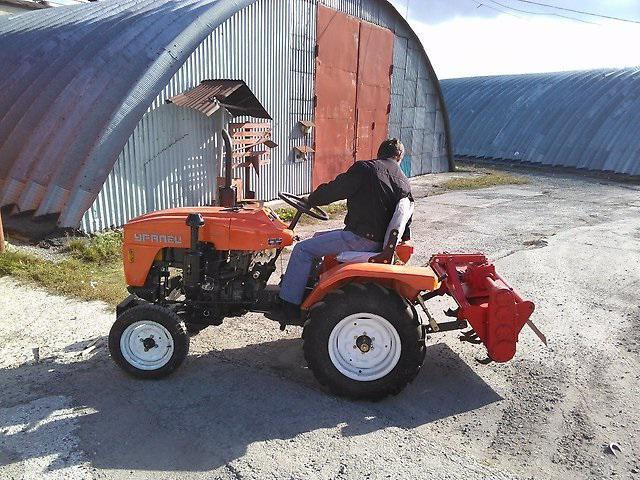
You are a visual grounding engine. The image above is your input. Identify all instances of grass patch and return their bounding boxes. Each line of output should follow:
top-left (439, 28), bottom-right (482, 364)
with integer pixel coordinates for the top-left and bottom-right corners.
top-left (0, 244), bottom-right (127, 308)
top-left (275, 202), bottom-right (347, 224)
top-left (273, 207), bottom-right (298, 223)
top-left (63, 230), bottom-right (123, 264)
top-left (441, 170), bottom-right (529, 191)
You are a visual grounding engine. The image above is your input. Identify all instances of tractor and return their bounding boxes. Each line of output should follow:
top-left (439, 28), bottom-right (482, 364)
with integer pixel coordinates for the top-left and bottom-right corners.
top-left (108, 132), bottom-right (544, 400)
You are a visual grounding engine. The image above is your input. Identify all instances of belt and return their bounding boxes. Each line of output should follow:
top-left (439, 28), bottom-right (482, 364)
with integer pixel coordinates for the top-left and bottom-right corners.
top-left (345, 225), bottom-right (384, 243)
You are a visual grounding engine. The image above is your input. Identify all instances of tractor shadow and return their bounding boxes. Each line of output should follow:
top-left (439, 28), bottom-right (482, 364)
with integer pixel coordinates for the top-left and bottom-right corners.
top-left (0, 337), bottom-right (502, 474)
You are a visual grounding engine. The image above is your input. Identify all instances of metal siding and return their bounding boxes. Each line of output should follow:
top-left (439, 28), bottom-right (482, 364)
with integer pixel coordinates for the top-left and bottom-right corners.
top-left (433, 110), bottom-right (449, 172)
top-left (83, 106), bottom-right (227, 232)
top-left (393, 35), bottom-right (408, 70)
top-left (442, 68), bottom-right (640, 176)
top-left (288, 0), bottom-right (316, 196)
top-left (84, 0), bottom-right (316, 231)
top-left (0, 0), bottom-right (260, 231)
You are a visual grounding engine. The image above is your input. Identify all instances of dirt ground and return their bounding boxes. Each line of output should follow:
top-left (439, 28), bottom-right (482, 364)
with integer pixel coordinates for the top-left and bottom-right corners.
top-left (1, 169), bottom-right (639, 480)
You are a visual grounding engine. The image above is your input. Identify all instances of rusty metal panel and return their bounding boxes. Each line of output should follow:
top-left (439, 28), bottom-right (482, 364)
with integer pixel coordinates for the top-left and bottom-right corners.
top-left (355, 21), bottom-right (393, 161)
top-left (314, 4), bottom-right (395, 183)
top-left (317, 0), bottom-right (453, 176)
top-left (316, 0), bottom-right (453, 175)
top-left (313, 4), bottom-right (360, 188)
top-left (167, 80), bottom-right (271, 119)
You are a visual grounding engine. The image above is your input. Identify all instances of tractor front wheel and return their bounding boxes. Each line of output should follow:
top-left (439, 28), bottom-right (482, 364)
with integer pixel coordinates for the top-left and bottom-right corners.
top-left (303, 283), bottom-right (424, 400)
top-left (109, 303), bottom-right (189, 379)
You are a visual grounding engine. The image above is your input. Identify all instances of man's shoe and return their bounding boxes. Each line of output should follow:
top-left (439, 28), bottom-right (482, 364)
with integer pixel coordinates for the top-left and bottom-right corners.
top-left (265, 299), bottom-right (302, 329)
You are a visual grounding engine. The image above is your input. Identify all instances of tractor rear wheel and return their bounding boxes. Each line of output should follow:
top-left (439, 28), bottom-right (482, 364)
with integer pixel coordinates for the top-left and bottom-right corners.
top-left (109, 303), bottom-right (189, 379)
top-left (303, 283), bottom-right (424, 400)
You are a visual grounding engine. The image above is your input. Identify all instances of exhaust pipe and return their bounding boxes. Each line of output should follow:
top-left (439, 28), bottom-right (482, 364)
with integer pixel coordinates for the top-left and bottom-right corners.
top-left (218, 129), bottom-right (236, 208)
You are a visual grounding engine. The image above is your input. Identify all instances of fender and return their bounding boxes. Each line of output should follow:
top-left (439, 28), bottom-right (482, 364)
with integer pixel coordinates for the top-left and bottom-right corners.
top-left (301, 263), bottom-right (438, 310)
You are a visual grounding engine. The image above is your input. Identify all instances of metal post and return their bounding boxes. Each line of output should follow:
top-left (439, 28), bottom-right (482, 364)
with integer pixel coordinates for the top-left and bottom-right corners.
top-left (244, 164), bottom-right (251, 199)
top-left (218, 128), bottom-right (237, 208)
top-left (214, 108), bottom-right (226, 203)
top-left (0, 209), bottom-right (5, 253)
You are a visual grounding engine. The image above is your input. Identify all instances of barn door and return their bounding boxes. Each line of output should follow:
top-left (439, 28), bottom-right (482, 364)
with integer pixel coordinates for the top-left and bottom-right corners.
top-left (355, 22), bottom-right (394, 161)
top-left (313, 5), bottom-right (360, 188)
top-left (313, 6), bottom-right (394, 188)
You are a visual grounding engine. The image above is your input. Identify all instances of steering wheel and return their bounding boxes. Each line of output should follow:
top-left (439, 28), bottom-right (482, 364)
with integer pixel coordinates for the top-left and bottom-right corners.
top-left (278, 192), bottom-right (329, 221)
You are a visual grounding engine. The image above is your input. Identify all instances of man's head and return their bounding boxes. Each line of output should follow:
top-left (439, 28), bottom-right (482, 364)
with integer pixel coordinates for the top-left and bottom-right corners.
top-left (378, 138), bottom-right (405, 163)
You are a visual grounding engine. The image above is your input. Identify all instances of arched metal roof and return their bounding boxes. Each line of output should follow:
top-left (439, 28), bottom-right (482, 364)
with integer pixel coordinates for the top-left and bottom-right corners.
top-left (441, 68), bottom-right (640, 176)
top-left (0, 0), bottom-right (256, 228)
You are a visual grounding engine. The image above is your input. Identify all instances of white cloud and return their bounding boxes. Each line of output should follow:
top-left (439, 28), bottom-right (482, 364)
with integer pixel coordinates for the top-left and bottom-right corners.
top-left (411, 15), bottom-right (640, 79)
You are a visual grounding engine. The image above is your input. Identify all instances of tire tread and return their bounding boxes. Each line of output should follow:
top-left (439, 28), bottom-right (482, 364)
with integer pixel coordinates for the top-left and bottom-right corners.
top-left (303, 283), bottom-right (424, 400)
top-left (108, 303), bottom-right (189, 379)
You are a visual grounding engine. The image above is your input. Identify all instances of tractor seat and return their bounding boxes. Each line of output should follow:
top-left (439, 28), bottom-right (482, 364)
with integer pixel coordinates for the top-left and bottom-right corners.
top-left (336, 241), bottom-right (414, 265)
top-left (336, 197), bottom-right (415, 265)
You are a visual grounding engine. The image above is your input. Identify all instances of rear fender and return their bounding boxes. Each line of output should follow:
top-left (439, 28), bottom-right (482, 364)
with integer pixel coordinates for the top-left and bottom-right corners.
top-left (301, 263), bottom-right (438, 310)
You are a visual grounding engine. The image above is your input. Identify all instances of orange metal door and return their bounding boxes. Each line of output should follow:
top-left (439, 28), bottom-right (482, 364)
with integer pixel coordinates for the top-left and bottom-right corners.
top-left (314, 6), bottom-right (394, 187)
top-left (355, 22), bottom-right (394, 161)
top-left (313, 5), bottom-right (360, 188)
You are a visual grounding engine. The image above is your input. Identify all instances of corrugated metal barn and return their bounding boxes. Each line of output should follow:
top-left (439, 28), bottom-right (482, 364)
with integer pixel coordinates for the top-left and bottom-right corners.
top-left (0, 0), bottom-right (452, 235)
top-left (441, 68), bottom-right (640, 177)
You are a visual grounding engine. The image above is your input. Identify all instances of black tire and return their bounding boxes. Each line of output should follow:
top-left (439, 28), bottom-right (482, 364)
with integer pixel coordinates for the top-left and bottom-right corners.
top-left (303, 283), bottom-right (424, 400)
top-left (109, 303), bottom-right (189, 379)
top-left (410, 303), bottom-right (428, 366)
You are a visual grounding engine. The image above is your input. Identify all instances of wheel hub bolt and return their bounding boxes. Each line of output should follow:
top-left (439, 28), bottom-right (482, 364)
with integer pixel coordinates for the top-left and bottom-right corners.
top-left (142, 337), bottom-right (158, 351)
top-left (356, 335), bottom-right (373, 354)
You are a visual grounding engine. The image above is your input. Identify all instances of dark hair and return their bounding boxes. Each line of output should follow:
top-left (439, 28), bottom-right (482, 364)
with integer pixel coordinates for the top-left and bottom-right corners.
top-left (378, 138), bottom-right (405, 159)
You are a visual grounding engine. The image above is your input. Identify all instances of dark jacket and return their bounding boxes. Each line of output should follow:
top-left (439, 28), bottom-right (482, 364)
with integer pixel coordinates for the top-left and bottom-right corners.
top-left (308, 158), bottom-right (413, 243)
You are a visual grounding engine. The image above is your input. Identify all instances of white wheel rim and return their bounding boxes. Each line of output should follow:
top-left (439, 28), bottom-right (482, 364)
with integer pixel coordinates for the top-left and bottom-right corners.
top-left (328, 313), bottom-right (401, 382)
top-left (120, 321), bottom-right (175, 371)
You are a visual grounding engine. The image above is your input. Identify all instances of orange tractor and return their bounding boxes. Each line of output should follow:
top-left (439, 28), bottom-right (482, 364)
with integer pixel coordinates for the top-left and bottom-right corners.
top-left (109, 135), bottom-right (544, 400)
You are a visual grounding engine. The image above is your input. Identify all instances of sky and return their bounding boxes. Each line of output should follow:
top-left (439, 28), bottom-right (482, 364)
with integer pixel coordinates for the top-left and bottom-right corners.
top-left (388, 0), bottom-right (640, 79)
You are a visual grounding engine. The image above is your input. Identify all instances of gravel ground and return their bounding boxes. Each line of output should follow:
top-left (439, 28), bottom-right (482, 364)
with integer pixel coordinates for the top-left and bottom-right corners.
top-left (1, 170), bottom-right (639, 479)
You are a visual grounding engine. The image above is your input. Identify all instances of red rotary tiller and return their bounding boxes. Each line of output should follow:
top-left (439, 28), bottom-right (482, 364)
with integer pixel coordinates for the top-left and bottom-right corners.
top-left (423, 254), bottom-right (546, 363)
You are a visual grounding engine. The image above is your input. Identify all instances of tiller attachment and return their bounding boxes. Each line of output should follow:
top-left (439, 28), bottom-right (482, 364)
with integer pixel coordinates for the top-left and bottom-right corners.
top-left (428, 254), bottom-right (545, 363)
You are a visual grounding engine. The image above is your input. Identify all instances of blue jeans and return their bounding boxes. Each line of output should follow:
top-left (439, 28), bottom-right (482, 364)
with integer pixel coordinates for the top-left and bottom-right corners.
top-left (279, 229), bottom-right (382, 305)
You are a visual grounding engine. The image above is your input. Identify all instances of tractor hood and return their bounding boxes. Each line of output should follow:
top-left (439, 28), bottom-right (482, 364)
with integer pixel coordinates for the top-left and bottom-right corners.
top-left (124, 206), bottom-right (294, 252)
top-left (122, 206), bottom-right (294, 287)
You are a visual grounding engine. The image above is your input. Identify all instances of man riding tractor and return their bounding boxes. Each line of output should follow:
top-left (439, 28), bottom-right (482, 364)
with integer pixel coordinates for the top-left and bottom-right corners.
top-left (110, 132), bottom-right (541, 400)
top-left (272, 138), bottom-right (413, 326)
